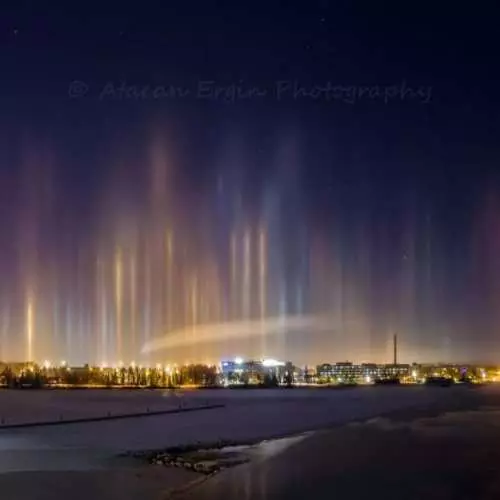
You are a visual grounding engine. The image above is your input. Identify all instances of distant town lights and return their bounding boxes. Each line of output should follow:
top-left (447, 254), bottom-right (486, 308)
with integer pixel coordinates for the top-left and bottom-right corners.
top-left (234, 357), bottom-right (243, 365)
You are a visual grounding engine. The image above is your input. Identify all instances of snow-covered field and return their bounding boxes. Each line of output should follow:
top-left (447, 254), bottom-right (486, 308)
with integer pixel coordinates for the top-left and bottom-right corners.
top-left (183, 400), bottom-right (500, 500)
top-left (0, 389), bottom-right (206, 425)
top-left (0, 386), bottom-right (488, 454)
top-left (0, 385), bottom-right (496, 499)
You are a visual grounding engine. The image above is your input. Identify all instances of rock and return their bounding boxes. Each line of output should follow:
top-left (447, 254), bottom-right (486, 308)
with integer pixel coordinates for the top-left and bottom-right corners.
top-left (160, 454), bottom-right (172, 463)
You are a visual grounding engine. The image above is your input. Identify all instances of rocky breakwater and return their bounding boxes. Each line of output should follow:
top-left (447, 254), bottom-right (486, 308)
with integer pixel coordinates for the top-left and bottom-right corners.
top-left (126, 440), bottom-right (252, 475)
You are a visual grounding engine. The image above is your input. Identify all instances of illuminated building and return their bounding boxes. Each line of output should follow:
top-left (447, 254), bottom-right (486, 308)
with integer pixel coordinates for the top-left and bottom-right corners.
top-left (316, 361), bottom-right (410, 383)
top-left (377, 364), bottom-right (411, 379)
top-left (220, 357), bottom-right (287, 385)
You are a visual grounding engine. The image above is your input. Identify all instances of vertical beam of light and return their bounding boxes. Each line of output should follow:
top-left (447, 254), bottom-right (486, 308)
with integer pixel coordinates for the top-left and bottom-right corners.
top-left (114, 247), bottom-right (123, 363)
top-left (209, 259), bottom-right (222, 324)
top-left (129, 253), bottom-right (137, 360)
top-left (143, 251), bottom-right (152, 364)
top-left (279, 281), bottom-right (287, 321)
top-left (243, 227), bottom-right (251, 318)
top-left (400, 207), bottom-right (417, 362)
top-left (152, 238), bottom-right (163, 362)
top-left (97, 256), bottom-right (108, 365)
top-left (0, 301), bottom-right (10, 361)
top-left (258, 226), bottom-right (267, 355)
top-left (85, 311), bottom-right (91, 365)
top-left (230, 231), bottom-right (237, 320)
top-left (295, 225), bottom-right (308, 318)
top-left (95, 258), bottom-right (101, 363)
top-left (26, 292), bottom-right (34, 362)
top-left (355, 223), bottom-right (371, 361)
top-left (52, 296), bottom-right (59, 362)
top-left (165, 230), bottom-right (173, 331)
top-left (190, 273), bottom-right (198, 360)
top-left (78, 298), bottom-right (84, 365)
top-left (76, 250), bottom-right (86, 364)
top-left (65, 302), bottom-right (72, 363)
top-left (190, 274), bottom-right (199, 324)
top-left (150, 137), bottom-right (168, 356)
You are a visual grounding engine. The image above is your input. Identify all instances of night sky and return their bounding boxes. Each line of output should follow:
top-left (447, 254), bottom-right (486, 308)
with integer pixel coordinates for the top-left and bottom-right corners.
top-left (0, 3), bottom-right (499, 365)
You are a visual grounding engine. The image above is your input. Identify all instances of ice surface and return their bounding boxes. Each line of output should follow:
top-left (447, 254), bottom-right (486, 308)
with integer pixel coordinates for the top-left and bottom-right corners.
top-left (0, 385), bottom-right (496, 498)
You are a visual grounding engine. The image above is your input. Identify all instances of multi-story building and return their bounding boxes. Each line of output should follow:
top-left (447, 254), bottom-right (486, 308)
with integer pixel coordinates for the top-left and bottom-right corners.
top-left (332, 362), bottom-right (362, 381)
top-left (316, 363), bottom-right (334, 381)
top-left (377, 364), bottom-right (411, 379)
top-left (360, 363), bottom-right (379, 382)
top-left (316, 361), bottom-right (411, 383)
top-left (316, 362), bottom-right (365, 383)
top-left (220, 358), bottom-right (287, 385)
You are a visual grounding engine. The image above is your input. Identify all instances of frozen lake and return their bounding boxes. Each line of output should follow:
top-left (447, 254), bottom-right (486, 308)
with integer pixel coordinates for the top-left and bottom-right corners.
top-left (0, 388), bottom-right (206, 425)
top-left (0, 386), bottom-right (488, 453)
top-left (0, 385), bottom-right (495, 499)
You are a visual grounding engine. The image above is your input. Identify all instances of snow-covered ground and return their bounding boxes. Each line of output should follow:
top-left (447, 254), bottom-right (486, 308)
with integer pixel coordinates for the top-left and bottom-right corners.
top-left (0, 385), bottom-right (496, 499)
top-left (0, 389), bottom-right (204, 425)
top-left (0, 386), bottom-right (487, 454)
top-left (182, 392), bottom-right (500, 500)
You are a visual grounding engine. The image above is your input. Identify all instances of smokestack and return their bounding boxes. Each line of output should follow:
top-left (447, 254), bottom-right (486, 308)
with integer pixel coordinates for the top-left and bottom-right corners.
top-left (393, 333), bottom-right (398, 365)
